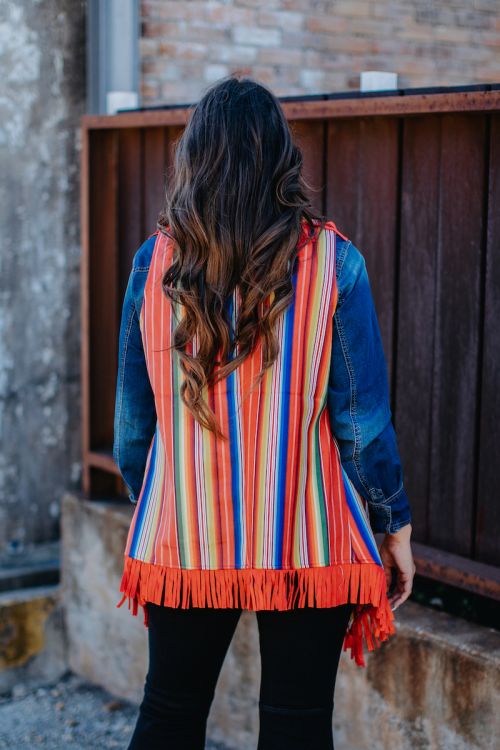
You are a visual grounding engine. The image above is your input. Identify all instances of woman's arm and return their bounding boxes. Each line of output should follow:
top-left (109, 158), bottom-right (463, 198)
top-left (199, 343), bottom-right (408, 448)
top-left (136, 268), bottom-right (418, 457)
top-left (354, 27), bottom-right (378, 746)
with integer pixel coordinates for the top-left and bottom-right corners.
top-left (327, 237), bottom-right (413, 535)
top-left (327, 236), bottom-right (415, 609)
top-left (113, 243), bottom-right (157, 503)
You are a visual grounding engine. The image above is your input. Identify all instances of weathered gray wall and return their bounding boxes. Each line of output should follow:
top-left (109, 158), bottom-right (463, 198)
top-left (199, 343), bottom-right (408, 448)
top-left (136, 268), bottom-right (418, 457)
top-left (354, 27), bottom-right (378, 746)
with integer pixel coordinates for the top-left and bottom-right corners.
top-left (0, 1), bottom-right (86, 553)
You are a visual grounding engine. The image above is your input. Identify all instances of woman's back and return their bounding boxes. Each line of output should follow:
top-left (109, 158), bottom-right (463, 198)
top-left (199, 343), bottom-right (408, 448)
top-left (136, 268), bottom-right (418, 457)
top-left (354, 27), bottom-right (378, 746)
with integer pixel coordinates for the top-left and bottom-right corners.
top-left (115, 217), bottom-right (399, 666)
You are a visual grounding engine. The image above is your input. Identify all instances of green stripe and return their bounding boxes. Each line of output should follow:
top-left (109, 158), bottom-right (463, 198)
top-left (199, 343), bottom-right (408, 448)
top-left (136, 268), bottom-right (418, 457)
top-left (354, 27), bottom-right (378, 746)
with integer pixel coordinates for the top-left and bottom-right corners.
top-left (171, 312), bottom-right (187, 567)
top-left (313, 423), bottom-right (330, 565)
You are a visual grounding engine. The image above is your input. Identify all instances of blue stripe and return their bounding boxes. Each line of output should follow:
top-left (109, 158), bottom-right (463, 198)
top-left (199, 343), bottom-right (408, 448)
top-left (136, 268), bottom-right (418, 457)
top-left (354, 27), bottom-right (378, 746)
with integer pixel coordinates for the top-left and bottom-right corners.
top-left (341, 466), bottom-right (383, 566)
top-left (226, 295), bottom-right (242, 568)
top-left (273, 281), bottom-right (296, 567)
top-left (130, 428), bottom-right (158, 557)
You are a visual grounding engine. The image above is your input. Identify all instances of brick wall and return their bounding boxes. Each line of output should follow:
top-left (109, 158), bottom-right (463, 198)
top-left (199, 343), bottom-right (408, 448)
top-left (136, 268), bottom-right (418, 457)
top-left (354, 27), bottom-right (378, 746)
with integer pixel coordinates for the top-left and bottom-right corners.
top-left (140, 0), bottom-right (500, 105)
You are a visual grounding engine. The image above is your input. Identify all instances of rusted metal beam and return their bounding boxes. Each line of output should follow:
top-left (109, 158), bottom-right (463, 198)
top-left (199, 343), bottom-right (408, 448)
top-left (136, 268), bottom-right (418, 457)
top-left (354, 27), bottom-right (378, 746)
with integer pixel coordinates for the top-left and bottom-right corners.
top-left (282, 91), bottom-right (500, 120)
top-left (411, 542), bottom-right (500, 601)
top-left (87, 450), bottom-right (119, 475)
top-left (81, 90), bottom-right (500, 131)
top-left (80, 125), bottom-right (90, 495)
top-left (82, 107), bottom-right (191, 130)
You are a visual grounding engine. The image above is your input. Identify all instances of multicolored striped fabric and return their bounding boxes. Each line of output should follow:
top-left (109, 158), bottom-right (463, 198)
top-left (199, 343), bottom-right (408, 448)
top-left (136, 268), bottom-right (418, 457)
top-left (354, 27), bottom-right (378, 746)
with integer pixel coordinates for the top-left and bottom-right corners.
top-left (117, 219), bottom-right (395, 666)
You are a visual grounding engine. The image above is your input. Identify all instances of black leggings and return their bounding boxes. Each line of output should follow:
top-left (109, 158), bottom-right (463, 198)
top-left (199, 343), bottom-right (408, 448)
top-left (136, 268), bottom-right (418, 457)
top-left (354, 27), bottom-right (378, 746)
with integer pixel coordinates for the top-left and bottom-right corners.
top-left (127, 601), bottom-right (354, 750)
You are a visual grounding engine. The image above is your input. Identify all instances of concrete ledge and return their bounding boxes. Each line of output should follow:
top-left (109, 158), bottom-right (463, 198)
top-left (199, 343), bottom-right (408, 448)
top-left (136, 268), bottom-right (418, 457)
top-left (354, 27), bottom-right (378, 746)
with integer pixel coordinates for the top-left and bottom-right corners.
top-left (334, 600), bottom-right (500, 750)
top-left (0, 585), bottom-right (67, 694)
top-left (61, 493), bottom-right (500, 750)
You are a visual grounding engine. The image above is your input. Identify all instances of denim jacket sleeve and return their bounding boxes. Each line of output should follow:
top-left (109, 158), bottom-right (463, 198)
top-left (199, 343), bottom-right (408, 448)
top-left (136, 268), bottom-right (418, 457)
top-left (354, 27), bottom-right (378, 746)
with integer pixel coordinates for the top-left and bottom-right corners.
top-left (327, 237), bottom-right (412, 534)
top-left (113, 236), bottom-right (157, 504)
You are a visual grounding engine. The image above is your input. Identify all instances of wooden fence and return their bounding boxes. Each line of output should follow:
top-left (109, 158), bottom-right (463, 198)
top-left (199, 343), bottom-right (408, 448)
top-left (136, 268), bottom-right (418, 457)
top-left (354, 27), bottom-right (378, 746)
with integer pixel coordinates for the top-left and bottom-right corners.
top-left (80, 85), bottom-right (500, 599)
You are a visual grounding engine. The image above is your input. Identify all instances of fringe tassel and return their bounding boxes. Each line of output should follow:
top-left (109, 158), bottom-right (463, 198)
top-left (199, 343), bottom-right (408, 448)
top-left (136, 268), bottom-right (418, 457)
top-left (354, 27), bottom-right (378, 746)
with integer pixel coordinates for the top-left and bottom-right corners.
top-left (116, 556), bottom-right (396, 667)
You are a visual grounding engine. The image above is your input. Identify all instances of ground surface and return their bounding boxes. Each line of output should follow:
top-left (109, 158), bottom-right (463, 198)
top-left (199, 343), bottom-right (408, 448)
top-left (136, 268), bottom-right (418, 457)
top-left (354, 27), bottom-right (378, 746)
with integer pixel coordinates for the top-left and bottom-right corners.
top-left (0, 672), bottom-right (230, 749)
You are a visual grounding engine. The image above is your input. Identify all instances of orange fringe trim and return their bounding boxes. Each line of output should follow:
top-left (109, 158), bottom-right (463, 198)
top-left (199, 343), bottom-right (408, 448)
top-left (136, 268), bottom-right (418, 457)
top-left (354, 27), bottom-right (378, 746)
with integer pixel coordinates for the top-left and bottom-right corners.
top-left (116, 556), bottom-right (395, 667)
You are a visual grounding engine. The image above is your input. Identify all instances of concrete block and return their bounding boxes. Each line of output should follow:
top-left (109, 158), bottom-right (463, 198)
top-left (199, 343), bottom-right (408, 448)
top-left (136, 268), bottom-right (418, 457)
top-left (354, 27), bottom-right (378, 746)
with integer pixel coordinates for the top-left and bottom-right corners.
top-left (0, 585), bottom-right (67, 694)
top-left (61, 493), bottom-right (147, 704)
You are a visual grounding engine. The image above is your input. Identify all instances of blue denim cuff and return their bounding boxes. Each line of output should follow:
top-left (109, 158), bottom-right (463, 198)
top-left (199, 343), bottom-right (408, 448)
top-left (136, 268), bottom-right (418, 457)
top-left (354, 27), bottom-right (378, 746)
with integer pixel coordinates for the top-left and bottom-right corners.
top-left (368, 484), bottom-right (412, 534)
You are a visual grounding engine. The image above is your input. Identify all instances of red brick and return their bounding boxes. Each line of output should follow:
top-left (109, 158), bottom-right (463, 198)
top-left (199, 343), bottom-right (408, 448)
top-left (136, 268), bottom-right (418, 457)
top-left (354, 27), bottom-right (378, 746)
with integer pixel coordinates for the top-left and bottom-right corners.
top-left (257, 10), bottom-right (304, 31)
top-left (232, 26), bottom-right (282, 46)
top-left (141, 21), bottom-right (180, 40)
top-left (306, 16), bottom-right (348, 34)
top-left (158, 41), bottom-right (207, 60)
top-left (203, 64), bottom-right (230, 82)
top-left (207, 6), bottom-right (255, 25)
top-left (210, 44), bottom-right (258, 64)
top-left (141, 81), bottom-right (160, 101)
top-left (142, 1), bottom-right (208, 22)
top-left (258, 47), bottom-right (303, 66)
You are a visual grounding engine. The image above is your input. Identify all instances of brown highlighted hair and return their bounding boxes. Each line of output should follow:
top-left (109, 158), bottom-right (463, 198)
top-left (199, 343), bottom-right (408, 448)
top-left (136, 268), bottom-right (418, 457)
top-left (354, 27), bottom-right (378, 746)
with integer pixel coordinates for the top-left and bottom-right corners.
top-left (158, 75), bottom-right (327, 439)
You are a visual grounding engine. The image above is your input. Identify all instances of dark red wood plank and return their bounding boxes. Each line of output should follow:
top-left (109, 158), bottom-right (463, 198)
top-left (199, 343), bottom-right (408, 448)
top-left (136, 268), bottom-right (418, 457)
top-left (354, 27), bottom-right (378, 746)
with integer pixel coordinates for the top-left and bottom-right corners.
top-left (162, 125), bottom-right (184, 213)
top-left (428, 113), bottom-right (486, 556)
top-left (291, 119), bottom-right (326, 214)
top-left (118, 128), bottom-right (143, 297)
top-left (80, 125), bottom-right (91, 495)
top-left (143, 127), bottom-right (167, 235)
top-left (396, 115), bottom-right (441, 541)
top-left (88, 129), bottom-right (119, 456)
top-left (475, 114), bottom-right (500, 566)
top-left (326, 117), bottom-right (400, 384)
top-left (325, 118), bottom-right (358, 232)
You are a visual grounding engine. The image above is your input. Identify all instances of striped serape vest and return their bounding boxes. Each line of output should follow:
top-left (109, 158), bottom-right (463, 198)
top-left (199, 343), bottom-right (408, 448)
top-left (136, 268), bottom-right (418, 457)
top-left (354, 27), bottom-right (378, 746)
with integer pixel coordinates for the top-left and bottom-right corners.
top-left (117, 219), bottom-right (396, 667)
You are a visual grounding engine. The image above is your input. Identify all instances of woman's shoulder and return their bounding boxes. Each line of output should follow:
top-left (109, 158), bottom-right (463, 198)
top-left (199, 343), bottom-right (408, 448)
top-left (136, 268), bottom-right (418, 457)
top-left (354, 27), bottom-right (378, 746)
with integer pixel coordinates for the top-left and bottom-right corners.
top-left (322, 218), bottom-right (350, 243)
top-left (131, 231), bottom-right (160, 272)
top-left (318, 219), bottom-right (357, 275)
top-left (319, 220), bottom-right (369, 296)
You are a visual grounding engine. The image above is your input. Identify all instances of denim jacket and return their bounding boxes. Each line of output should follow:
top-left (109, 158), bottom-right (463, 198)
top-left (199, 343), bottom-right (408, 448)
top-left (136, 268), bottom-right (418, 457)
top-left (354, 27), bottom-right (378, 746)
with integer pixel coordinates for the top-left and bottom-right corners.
top-left (113, 232), bottom-right (412, 536)
top-left (328, 236), bottom-right (412, 534)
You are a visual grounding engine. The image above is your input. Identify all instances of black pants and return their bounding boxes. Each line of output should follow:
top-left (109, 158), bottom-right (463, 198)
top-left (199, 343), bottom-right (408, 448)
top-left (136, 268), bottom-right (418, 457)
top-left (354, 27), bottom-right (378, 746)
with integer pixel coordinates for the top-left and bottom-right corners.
top-left (127, 601), bottom-right (354, 750)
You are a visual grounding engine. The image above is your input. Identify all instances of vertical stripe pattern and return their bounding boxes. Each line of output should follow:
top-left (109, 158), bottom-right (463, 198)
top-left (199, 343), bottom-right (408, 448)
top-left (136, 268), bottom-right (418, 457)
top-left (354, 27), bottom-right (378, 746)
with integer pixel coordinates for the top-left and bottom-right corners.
top-left (123, 220), bottom-right (384, 574)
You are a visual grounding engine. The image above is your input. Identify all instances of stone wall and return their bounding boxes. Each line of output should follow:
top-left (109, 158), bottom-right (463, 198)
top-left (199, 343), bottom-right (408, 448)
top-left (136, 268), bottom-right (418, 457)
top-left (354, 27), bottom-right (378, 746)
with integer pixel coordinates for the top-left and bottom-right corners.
top-left (0, 1), bottom-right (86, 553)
top-left (140, 0), bottom-right (500, 105)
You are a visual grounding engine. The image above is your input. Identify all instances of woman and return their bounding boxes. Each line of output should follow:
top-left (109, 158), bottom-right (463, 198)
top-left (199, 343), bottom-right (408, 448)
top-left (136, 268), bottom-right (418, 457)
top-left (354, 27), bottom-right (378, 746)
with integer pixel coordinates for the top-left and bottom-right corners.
top-left (114, 76), bottom-right (415, 750)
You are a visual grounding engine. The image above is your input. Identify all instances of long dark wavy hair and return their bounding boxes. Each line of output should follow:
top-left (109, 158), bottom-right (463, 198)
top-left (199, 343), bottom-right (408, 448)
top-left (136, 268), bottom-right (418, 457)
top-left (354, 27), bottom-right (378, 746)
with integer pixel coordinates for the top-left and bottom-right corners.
top-left (157, 75), bottom-right (327, 440)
